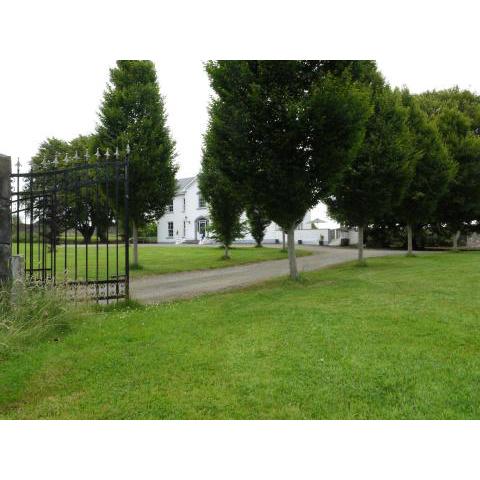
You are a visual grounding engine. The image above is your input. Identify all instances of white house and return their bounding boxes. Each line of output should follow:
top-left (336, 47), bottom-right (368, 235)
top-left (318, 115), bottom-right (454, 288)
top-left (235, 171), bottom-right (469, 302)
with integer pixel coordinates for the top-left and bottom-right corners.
top-left (156, 176), bottom-right (358, 246)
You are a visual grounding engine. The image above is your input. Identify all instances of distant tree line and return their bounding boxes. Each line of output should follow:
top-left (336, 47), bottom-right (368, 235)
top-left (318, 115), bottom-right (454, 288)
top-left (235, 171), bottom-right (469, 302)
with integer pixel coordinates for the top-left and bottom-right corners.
top-left (199, 61), bottom-right (480, 279)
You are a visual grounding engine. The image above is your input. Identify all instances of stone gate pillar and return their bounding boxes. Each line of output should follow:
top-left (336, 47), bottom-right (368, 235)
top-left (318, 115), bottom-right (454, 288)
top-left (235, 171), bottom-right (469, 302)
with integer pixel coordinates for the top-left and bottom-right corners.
top-left (0, 154), bottom-right (12, 283)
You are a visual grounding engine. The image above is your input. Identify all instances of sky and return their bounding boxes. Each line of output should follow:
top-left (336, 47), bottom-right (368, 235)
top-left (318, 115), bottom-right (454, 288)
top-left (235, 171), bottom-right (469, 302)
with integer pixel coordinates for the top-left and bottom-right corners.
top-left (3, 58), bottom-right (480, 177)
top-left (0, 57), bottom-right (480, 225)
top-left (2, 57), bottom-right (479, 224)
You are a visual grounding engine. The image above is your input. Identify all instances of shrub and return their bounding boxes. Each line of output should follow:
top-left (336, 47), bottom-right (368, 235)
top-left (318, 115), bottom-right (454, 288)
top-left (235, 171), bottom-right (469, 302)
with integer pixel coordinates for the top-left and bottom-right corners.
top-left (0, 283), bottom-right (83, 359)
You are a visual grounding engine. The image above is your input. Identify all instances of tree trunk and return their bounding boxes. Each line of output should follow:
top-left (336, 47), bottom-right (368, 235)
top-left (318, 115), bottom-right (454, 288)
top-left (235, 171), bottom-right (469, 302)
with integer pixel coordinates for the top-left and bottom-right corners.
top-left (407, 223), bottom-right (413, 256)
top-left (224, 244), bottom-right (230, 259)
top-left (452, 230), bottom-right (460, 251)
top-left (287, 224), bottom-right (298, 280)
top-left (282, 231), bottom-right (286, 251)
top-left (78, 224), bottom-right (95, 244)
top-left (96, 225), bottom-right (108, 243)
top-left (132, 221), bottom-right (139, 268)
top-left (358, 225), bottom-right (364, 263)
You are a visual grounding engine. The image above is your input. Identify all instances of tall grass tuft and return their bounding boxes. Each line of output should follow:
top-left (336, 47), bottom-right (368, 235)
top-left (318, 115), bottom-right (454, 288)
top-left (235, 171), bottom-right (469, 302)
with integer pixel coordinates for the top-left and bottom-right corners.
top-left (0, 283), bottom-right (83, 359)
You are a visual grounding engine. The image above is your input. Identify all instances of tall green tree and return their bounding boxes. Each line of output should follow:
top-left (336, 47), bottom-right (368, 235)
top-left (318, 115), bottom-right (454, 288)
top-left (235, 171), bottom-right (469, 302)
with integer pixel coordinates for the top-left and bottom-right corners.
top-left (246, 205), bottom-right (270, 247)
top-left (326, 86), bottom-right (414, 263)
top-left (198, 143), bottom-right (244, 259)
top-left (205, 60), bottom-right (373, 279)
top-left (96, 60), bottom-right (177, 267)
top-left (396, 90), bottom-right (456, 255)
top-left (418, 88), bottom-right (480, 249)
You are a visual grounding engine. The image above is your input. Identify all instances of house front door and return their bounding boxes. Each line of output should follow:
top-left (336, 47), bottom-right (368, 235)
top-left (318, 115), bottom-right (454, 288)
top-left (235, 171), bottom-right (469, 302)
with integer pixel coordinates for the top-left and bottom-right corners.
top-left (198, 219), bottom-right (208, 238)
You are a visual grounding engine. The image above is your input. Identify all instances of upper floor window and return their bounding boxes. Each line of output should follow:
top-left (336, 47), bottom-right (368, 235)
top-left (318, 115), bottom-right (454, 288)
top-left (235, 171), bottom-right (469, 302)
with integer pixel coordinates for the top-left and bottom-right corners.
top-left (183, 197), bottom-right (186, 212)
top-left (168, 201), bottom-right (174, 213)
top-left (198, 195), bottom-right (206, 208)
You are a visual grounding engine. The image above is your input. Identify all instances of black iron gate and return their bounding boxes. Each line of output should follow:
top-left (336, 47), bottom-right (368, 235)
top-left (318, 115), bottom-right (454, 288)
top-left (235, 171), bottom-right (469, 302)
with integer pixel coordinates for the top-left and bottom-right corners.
top-left (10, 146), bottom-right (130, 303)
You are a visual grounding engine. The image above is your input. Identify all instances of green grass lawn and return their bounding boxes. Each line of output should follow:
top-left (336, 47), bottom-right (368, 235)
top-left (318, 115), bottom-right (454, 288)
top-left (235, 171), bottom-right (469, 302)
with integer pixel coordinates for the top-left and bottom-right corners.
top-left (1, 252), bottom-right (480, 419)
top-left (16, 244), bottom-right (310, 280)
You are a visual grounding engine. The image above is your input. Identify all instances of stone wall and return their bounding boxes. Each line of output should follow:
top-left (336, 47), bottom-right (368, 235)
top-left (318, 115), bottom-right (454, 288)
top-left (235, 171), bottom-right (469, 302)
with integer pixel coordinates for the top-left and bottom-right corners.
top-left (0, 154), bottom-right (12, 282)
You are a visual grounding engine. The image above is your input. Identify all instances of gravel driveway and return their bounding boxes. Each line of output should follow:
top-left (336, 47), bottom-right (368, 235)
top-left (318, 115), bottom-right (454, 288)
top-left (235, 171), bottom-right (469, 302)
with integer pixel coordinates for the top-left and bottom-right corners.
top-left (130, 246), bottom-right (408, 304)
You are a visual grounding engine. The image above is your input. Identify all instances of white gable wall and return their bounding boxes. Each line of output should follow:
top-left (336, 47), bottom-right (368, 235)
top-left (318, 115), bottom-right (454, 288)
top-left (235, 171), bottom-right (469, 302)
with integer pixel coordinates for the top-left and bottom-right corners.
top-left (157, 178), bottom-right (209, 243)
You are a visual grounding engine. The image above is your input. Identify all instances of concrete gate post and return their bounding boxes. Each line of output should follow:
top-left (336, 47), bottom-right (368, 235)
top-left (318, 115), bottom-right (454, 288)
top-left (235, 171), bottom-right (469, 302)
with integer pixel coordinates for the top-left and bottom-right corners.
top-left (0, 154), bottom-right (12, 284)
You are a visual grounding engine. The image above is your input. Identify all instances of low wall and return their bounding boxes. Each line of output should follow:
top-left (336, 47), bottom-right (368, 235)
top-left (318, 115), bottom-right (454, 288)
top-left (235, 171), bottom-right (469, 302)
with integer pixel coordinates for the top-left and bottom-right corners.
top-left (237, 228), bottom-right (329, 245)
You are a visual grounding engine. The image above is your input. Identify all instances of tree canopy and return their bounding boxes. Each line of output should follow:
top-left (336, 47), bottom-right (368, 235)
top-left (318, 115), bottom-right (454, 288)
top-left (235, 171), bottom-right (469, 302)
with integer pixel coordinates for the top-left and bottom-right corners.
top-left (246, 205), bottom-right (271, 247)
top-left (395, 90), bottom-right (456, 254)
top-left (417, 88), bottom-right (480, 244)
top-left (205, 60), bottom-right (373, 277)
top-left (96, 60), bottom-right (177, 266)
top-left (198, 139), bottom-right (244, 259)
top-left (326, 85), bottom-right (414, 261)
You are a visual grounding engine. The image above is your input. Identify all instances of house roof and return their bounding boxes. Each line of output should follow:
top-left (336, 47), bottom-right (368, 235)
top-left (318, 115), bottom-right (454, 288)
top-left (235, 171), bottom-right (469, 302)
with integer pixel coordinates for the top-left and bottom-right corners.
top-left (176, 176), bottom-right (196, 193)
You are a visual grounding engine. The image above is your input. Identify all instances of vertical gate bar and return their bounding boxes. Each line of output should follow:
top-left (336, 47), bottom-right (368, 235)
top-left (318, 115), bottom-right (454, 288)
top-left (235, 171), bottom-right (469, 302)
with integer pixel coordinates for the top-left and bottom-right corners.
top-left (9, 171), bottom-right (12, 256)
top-left (44, 167), bottom-right (48, 283)
top-left (85, 161), bottom-right (89, 291)
top-left (50, 188), bottom-right (53, 282)
top-left (24, 188), bottom-right (27, 277)
top-left (36, 168), bottom-right (40, 276)
top-left (37, 190), bottom-right (41, 276)
top-left (115, 152), bottom-right (120, 302)
top-left (29, 168), bottom-right (33, 279)
top-left (84, 179), bottom-right (88, 296)
top-left (54, 166), bottom-right (58, 285)
top-left (42, 178), bottom-right (46, 283)
top-left (74, 169), bottom-right (78, 285)
top-left (124, 146), bottom-right (130, 301)
top-left (105, 150), bottom-right (110, 304)
top-left (64, 169), bottom-right (68, 283)
top-left (16, 159), bottom-right (20, 254)
top-left (95, 152), bottom-right (99, 302)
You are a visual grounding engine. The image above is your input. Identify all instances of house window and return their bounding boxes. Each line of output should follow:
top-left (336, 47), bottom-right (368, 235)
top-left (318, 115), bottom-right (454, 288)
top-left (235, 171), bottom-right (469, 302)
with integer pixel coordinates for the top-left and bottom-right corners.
top-left (167, 201), bottom-right (174, 213)
top-left (168, 222), bottom-right (174, 238)
top-left (198, 194), bottom-right (206, 208)
top-left (182, 197), bottom-right (186, 212)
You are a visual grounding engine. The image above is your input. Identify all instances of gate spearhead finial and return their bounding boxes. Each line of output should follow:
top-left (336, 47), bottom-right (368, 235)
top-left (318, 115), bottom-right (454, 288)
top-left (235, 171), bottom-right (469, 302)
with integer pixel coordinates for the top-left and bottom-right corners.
top-left (105, 148), bottom-right (111, 159)
top-left (126, 144), bottom-right (131, 154)
top-left (114, 146), bottom-right (119, 159)
top-left (95, 148), bottom-right (101, 160)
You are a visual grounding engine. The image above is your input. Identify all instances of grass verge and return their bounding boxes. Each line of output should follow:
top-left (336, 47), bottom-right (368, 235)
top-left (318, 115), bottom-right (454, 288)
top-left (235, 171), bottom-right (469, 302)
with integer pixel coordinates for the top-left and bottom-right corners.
top-left (1, 252), bottom-right (479, 419)
top-left (0, 283), bottom-right (86, 360)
